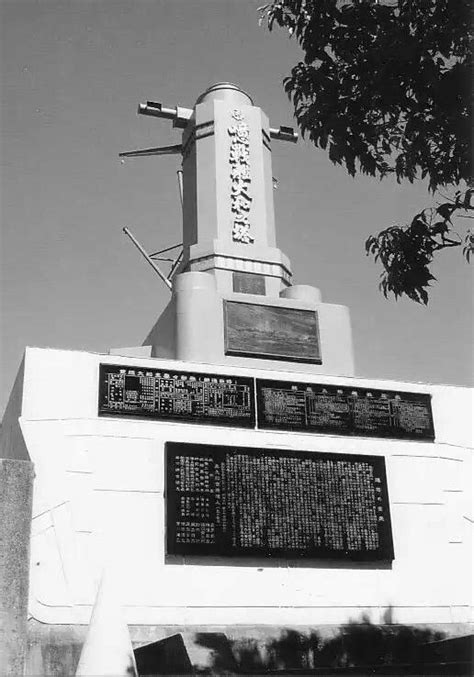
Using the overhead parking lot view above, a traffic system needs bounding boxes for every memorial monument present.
[1,83,472,676]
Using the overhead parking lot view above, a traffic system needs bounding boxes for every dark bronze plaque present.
[98,364,255,428]
[232,272,266,295]
[223,301,321,363]
[257,379,435,440]
[166,442,394,561]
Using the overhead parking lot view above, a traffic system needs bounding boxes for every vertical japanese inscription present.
[166,443,394,561]
[228,109,253,244]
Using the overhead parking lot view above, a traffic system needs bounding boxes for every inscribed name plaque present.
[223,301,321,363]
[166,442,394,561]
[257,379,434,440]
[98,364,255,427]
[232,272,266,295]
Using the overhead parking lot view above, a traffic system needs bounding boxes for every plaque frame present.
[256,378,435,441]
[165,442,394,562]
[98,364,256,428]
[223,300,322,364]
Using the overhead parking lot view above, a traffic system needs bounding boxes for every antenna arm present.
[138,102,193,129]
[123,227,172,291]
[119,144,182,158]
[269,126,298,143]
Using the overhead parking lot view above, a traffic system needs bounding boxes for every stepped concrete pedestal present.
[137,272,354,378]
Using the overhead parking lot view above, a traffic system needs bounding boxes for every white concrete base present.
[1,347,472,629]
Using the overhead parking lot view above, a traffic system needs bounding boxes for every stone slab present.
[134,632,238,675]
[0,458,34,676]
[232,271,266,295]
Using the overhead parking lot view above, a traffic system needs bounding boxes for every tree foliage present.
[366,189,473,303]
[261,0,472,302]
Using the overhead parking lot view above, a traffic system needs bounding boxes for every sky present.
[1,0,472,416]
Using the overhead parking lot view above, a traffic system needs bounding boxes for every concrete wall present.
[9,347,471,635]
[0,356,29,461]
[24,619,472,676]
[0,458,35,676]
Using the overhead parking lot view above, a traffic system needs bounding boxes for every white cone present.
[75,567,138,676]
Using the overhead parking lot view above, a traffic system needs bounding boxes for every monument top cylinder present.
[195,82,254,107]
[137,83,254,128]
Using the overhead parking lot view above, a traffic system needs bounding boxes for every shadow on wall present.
[194,607,452,675]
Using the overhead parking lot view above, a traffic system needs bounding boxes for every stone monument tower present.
[120,82,354,375]
[0,83,472,676]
